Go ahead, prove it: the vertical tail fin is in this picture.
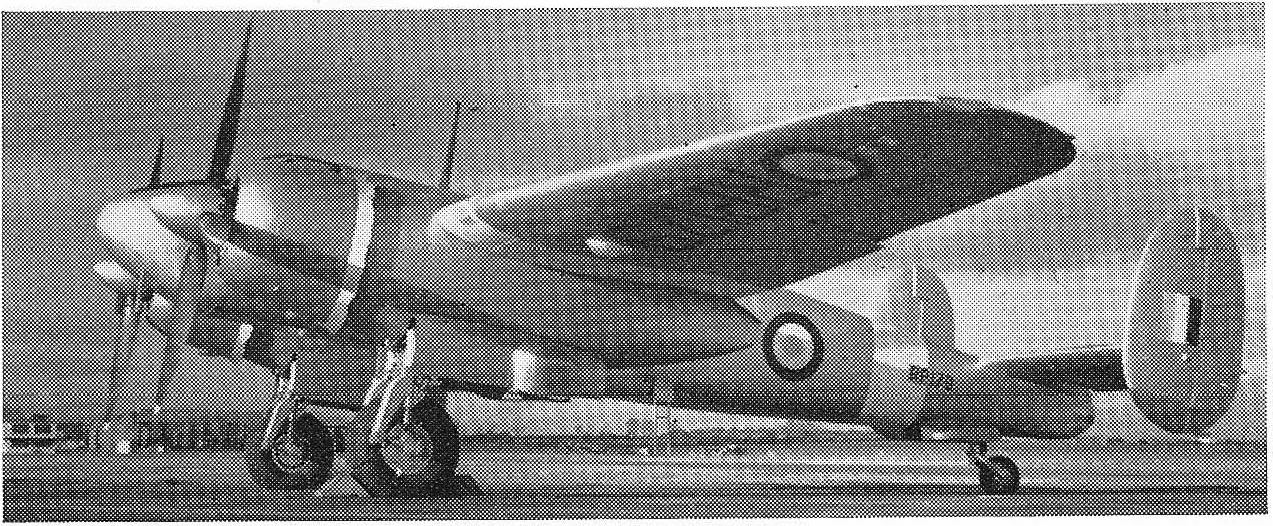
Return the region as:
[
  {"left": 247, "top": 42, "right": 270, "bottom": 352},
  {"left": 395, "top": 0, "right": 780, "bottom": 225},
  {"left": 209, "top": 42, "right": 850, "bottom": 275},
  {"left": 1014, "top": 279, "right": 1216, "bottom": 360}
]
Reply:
[
  {"left": 966, "top": 208, "right": 1245, "bottom": 437},
  {"left": 873, "top": 265, "right": 977, "bottom": 373},
  {"left": 1122, "top": 208, "right": 1245, "bottom": 435}
]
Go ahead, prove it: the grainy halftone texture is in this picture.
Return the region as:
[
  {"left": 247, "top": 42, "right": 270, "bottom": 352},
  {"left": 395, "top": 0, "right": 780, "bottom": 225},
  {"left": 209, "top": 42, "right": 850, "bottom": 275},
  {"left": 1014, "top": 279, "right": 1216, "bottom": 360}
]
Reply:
[{"left": 1, "top": 5, "right": 1265, "bottom": 520}]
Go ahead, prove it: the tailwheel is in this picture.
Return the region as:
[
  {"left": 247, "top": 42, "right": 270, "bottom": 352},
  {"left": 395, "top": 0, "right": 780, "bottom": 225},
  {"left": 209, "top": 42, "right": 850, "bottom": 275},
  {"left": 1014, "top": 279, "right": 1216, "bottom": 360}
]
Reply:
[
  {"left": 976, "top": 455, "right": 1020, "bottom": 495},
  {"left": 348, "top": 399, "right": 459, "bottom": 497},
  {"left": 245, "top": 412, "right": 334, "bottom": 490},
  {"left": 967, "top": 443, "right": 1020, "bottom": 495}
]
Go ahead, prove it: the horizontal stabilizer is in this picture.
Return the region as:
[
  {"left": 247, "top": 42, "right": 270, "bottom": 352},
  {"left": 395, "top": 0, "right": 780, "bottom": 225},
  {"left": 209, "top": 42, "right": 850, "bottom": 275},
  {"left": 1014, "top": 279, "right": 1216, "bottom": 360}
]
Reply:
[
  {"left": 978, "top": 208, "right": 1244, "bottom": 436},
  {"left": 976, "top": 344, "right": 1125, "bottom": 392}
]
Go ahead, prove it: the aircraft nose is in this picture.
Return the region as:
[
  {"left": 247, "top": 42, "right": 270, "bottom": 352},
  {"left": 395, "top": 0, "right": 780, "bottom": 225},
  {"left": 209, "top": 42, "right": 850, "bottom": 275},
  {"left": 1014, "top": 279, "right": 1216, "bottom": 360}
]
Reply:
[{"left": 96, "top": 192, "right": 187, "bottom": 291}]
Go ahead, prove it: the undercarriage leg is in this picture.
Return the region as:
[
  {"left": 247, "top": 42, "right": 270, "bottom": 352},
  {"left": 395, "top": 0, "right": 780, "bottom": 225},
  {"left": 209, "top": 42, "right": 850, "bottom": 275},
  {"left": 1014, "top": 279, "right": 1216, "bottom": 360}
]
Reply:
[
  {"left": 345, "top": 366, "right": 476, "bottom": 497},
  {"left": 245, "top": 363, "right": 335, "bottom": 490}
]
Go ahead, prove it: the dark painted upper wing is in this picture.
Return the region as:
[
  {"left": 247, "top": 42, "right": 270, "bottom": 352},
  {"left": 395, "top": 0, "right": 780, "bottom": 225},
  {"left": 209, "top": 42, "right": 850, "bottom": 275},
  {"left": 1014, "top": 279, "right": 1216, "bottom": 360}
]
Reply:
[{"left": 474, "top": 97, "right": 1075, "bottom": 291}]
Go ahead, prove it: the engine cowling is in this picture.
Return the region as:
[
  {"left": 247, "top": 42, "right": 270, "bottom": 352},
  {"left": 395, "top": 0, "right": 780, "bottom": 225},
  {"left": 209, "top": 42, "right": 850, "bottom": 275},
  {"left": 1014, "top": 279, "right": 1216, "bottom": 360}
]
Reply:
[
  {"left": 141, "top": 294, "right": 249, "bottom": 358},
  {"left": 201, "top": 155, "right": 456, "bottom": 341}
]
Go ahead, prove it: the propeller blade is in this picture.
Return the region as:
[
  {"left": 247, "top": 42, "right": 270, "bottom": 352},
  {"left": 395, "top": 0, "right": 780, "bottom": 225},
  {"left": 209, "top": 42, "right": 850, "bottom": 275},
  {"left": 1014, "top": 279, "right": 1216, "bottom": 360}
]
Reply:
[
  {"left": 152, "top": 244, "right": 207, "bottom": 414},
  {"left": 218, "top": 177, "right": 241, "bottom": 221},
  {"left": 148, "top": 137, "right": 165, "bottom": 188},
  {"left": 111, "top": 291, "right": 129, "bottom": 318},
  {"left": 105, "top": 289, "right": 149, "bottom": 418},
  {"left": 207, "top": 20, "right": 253, "bottom": 189}
]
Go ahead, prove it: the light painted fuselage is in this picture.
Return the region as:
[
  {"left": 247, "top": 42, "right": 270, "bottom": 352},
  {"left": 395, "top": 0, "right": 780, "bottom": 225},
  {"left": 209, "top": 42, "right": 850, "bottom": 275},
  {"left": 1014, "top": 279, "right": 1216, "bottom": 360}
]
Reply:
[{"left": 98, "top": 161, "right": 1093, "bottom": 440}]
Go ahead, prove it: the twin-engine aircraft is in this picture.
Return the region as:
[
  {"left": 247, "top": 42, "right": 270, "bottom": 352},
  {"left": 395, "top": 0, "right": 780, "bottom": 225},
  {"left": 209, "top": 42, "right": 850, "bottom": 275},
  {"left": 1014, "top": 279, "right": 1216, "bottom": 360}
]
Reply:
[{"left": 94, "top": 24, "right": 1245, "bottom": 496}]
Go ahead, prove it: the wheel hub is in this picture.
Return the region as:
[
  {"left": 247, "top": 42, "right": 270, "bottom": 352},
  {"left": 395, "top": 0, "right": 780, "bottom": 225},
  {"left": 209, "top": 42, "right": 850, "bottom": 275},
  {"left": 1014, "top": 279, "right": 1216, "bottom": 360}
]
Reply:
[
  {"left": 984, "top": 465, "right": 1010, "bottom": 486},
  {"left": 271, "top": 433, "right": 305, "bottom": 470},
  {"left": 383, "top": 422, "right": 435, "bottom": 476}
]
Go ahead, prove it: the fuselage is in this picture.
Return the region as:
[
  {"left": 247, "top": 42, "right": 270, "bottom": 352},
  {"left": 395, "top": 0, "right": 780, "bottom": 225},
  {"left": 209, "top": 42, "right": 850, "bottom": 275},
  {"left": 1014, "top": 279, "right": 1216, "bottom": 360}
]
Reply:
[{"left": 96, "top": 158, "right": 1094, "bottom": 440}]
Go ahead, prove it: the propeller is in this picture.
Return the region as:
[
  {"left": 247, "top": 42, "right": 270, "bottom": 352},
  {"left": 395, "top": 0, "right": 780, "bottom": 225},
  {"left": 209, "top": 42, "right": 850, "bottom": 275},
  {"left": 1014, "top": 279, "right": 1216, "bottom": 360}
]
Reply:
[
  {"left": 94, "top": 261, "right": 152, "bottom": 422},
  {"left": 208, "top": 20, "right": 252, "bottom": 192},
  {"left": 149, "top": 20, "right": 253, "bottom": 414},
  {"left": 104, "top": 286, "right": 151, "bottom": 420},
  {"left": 148, "top": 137, "right": 165, "bottom": 188},
  {"left": 152, "top": 244, "right": 208, "bottom": 413}
]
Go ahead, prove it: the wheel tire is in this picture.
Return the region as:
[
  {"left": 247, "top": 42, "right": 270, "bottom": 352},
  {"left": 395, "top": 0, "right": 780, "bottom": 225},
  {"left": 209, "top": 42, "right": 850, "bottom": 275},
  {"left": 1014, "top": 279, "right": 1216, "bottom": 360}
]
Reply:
[
  {"left": 245, "top": 412, "right": 334, "bottom": 490},
  {"left": 977, "top": 455, "right": 1021, "bottom": 495},
  {"left": 348, "top": 399, "right": 459, "bottom": 497}
]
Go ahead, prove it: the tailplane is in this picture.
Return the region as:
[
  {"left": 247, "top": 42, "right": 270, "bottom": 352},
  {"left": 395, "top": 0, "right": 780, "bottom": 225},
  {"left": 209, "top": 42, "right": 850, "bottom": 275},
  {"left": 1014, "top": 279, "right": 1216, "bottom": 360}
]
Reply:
[{"left": 980, "top": 208, "right": 1246, "bottom": 435}]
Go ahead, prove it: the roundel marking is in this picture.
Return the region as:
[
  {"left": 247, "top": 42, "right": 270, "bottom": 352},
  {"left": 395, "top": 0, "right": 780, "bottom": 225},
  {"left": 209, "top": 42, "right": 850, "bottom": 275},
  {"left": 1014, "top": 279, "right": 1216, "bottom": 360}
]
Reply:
[{"left": 763, "top": 312, "right": 825, "bottom": 381}]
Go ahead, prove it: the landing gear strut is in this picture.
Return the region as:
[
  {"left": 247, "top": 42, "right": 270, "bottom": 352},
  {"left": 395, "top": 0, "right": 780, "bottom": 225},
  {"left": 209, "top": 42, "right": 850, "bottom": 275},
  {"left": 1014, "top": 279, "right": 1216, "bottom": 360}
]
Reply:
[
  {"left": 340, "top": 321, "right": 467, "bottom": 497},
  {"left": 966, "top": 442, "right": 1020, "bottom": 495},
  {"left": 245, "top": 373, "right": 334, "bottom": 490},
  {"left": 347, "top": 398, "right": 459, "bottom": 497}
]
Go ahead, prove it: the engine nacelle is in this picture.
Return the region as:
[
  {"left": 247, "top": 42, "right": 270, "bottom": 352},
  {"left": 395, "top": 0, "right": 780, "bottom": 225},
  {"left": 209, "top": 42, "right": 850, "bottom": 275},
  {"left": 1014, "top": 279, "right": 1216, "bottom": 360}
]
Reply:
[
  {"left": 142, "top": 294, "right": 246, "bottom": 358},
  {"left": 203, "top": 155, "right": 458, "bottom": 342},
  {"left": 1122, "top": 208, "right": 1245, "bottom": 435},
  {"left": 186, "top": 316, "right": 250, "bottom": 358}
]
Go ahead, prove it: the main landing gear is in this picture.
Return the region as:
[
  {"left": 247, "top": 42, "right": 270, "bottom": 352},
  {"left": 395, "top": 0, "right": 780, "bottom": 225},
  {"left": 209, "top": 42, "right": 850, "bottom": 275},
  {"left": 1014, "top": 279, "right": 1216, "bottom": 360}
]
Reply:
[
  {"left": 341, "top": 328, "right": 465, "bottom": 497},
  {"left": 243, "top": 369, "right": 469, "bottom": 496},
  {"left": 244, "top": 322, "right": 477, "bottom": 497},
  {"left": 966, "top": 442, "right": 1020, "bottom": 495},
  {"left": 338, "top": 320, "right": 473, "bottom": 497},
  {"left": 245, "top": 375, "right": 335, "bottom": 490},
  {"left": 346, "top": 398, "right": 460, "bottom": 497},
  {"left": 246, "top": 411, "right": 334, "bottom": 490}
]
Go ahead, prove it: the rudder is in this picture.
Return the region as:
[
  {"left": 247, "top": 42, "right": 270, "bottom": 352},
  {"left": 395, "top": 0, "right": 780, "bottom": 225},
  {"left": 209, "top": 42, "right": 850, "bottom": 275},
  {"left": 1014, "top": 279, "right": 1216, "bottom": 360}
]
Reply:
[
  {"left": 1123, "top": 208, "right": 1245, "bottom": 435},
  {"left": 873, "top": 265, "right": 977, "bottom": 373}
]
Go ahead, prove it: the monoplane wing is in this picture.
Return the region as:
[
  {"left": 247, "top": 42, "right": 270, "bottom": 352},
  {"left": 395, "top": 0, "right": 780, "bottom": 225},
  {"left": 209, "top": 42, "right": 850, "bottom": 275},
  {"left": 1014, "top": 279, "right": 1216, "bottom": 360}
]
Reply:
[{"left": 475, "top": 97, "right": 1075, "bottom": 291}]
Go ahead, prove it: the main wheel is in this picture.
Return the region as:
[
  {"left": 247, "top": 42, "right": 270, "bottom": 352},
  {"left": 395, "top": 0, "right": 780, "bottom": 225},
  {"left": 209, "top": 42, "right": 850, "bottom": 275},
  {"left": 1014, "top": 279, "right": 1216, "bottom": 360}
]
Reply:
[
  {"left": 348, "top": 399, "right": 459, "bottom": 497},
  {"left": 976, "top": 455, "right": 1020, "bottom": 495},
  {"left": 245, "top": 412, "right": 334, "bottom": 490}
]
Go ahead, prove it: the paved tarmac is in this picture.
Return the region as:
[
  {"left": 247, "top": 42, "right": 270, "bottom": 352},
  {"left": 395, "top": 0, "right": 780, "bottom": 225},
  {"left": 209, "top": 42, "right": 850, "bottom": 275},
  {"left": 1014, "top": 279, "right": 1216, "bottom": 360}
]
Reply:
[{"left": 3, "top": 441, "right": 1265, "bottom": 520}]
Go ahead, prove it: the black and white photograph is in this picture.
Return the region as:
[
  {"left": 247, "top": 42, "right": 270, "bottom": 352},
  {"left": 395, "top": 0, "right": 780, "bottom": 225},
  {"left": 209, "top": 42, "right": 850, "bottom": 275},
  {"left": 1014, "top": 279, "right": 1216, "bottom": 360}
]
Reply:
[{"left": 1, "top": 2, "right": 1265, "bottom": 520}]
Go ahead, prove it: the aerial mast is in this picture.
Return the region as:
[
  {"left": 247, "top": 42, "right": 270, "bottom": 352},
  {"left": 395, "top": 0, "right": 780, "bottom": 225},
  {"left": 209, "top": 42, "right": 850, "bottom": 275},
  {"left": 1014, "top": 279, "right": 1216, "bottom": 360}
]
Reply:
[{"left": 438, "top": 100, "right": 474, "bottom": 191}]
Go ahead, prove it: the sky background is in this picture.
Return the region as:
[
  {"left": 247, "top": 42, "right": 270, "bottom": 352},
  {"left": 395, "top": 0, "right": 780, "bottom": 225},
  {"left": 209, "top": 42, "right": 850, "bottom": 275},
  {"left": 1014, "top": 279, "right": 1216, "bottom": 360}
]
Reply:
[{"left": 1, "top": 5, "right": 1264, "bottom": 439}]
